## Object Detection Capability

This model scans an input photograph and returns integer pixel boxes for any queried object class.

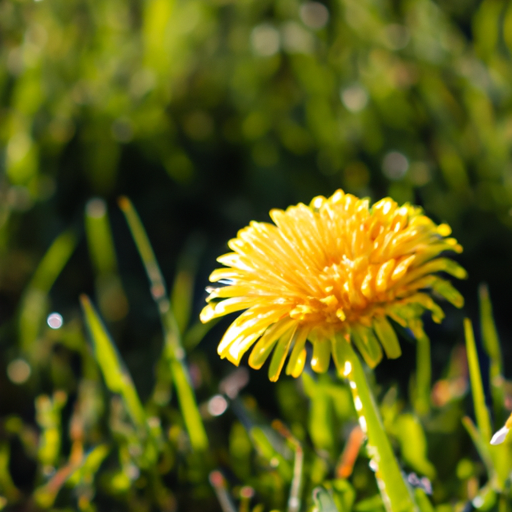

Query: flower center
[289,256,374,327]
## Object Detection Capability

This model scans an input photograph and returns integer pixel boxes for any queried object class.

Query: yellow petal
[372,316,401,359]
[248,318,296,369]
[268,325,297,382]
[285,328,310,377]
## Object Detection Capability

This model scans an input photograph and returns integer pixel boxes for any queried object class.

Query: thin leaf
[464,318,492,443]
[118,196,208,451]
[479,283,506,427]
[19,230,76,352]
[461,417,494,481]
[85,198,128,321]
[170,235,205,334]
[396,414,436,479]
[80,295,146,430]
[85,198,118,275]
[479,284,502,377]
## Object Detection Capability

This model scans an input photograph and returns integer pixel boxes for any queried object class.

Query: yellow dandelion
[201,190,466,381]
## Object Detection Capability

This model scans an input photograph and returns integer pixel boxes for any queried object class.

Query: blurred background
[2,0,512,510]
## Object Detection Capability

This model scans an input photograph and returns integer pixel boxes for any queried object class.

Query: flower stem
[335,339,419,512]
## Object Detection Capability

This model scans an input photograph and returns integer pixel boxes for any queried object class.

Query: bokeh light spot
[300,2,329,30]
[382,151,409,180]
[47,312,63,329]
[251,24,280,56]
[383,24,410,50]
[282,22,313,54]
[86,198,107,218]
[207,394,228,416]
[341,85,368,112]
[7,359,31,384]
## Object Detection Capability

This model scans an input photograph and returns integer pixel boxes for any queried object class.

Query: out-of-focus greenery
[2,0,512,510]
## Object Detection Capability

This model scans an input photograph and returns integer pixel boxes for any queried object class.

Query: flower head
[201,190,465,381]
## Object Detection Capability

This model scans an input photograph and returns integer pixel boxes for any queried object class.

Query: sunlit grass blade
[80,295,146,430]
[461,417,495,480]
[118,196,208,451]
[476,289,512,489]
[19,230,76,353]
[395,413,435,479]
[462,318,512,490]
[464,318,492,443]
[85,198,128,322]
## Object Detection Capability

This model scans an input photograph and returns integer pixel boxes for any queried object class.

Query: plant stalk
[335,339,419,512]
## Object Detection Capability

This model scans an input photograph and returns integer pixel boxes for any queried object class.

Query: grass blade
[461,416,494,479]
[464,318,492,443]
[479,284,506,427]
[479,284,502,378]
[85,198,128,322]
[19,230,76,352]
[85,198,118,275]
[170,235,204,334]
[118,197,208,451]
[80,295,146,430]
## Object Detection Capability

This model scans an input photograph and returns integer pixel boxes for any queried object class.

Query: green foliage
[1,193,511,509]
[3,0,512,510]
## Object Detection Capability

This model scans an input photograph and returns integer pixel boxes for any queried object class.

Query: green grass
[1,198,511,511]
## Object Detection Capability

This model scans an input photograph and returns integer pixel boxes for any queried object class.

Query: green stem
[335,340,418,512]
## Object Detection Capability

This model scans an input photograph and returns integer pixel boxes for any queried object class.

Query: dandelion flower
[201,190,465,381]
